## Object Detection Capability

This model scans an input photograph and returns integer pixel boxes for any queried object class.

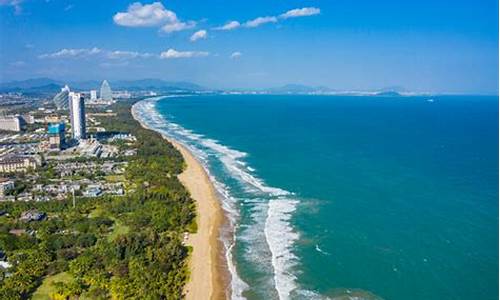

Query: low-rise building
[21,114,35,124]
[0,196,15,202]
[83,185,101,197]
[0,178,14,196]
[0,116,25,132]
[16,192,33,202]
[20,210,46,222]
[0,259,11,270]
[9,228,26,236]
[0,155,38,173]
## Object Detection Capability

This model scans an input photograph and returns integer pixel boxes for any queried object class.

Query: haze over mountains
[0,78,206,93]
[0,78,438,96]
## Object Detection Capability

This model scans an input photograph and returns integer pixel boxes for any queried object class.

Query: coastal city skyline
[1,0,498,94]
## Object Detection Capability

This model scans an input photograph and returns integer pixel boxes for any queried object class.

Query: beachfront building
[69,92,86,140]
[0,116,25,132]
[100,80,113,101]
[53,85,71,110]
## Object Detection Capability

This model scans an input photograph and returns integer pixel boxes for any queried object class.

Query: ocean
[133,94,499,300]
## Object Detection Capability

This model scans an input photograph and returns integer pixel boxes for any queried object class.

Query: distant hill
[266,84,333,94]
[0,78,207,93]
[262,84,408,96]
[374,91,402,97]
[0,78,62,90]
[111,79,206,91]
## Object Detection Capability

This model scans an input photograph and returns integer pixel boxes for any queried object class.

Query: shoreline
[131,104,229,300]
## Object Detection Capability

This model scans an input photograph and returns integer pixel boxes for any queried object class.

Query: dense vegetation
[0,99,196,299]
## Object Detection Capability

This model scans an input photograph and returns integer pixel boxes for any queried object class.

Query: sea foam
[132,97,302,300]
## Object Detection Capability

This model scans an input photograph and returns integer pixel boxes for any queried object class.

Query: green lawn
[32,272,72,300]
[89,207,130,241]
[88,206,104,218]
[107,218,130,241]
[105,175,125,183]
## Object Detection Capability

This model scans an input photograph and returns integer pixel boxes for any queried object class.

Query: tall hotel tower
[69,92,86,140]
[100,80,113,101]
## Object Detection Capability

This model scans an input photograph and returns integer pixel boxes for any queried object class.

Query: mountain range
[0,78,207,93]
[0,78,406,96]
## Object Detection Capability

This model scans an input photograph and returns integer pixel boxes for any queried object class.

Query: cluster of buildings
[0,159,127,202]
[0,80,114,150]
[53,80,113,110]
[0,79,119,176]
[44,79,115,150]
[0,80,139,204]
[53,161,127,178]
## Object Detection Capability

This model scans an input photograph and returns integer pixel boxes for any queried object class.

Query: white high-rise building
[69,92,86,140]
[90,90,97,100]
[100,80,113,101]
[53,85,71,110]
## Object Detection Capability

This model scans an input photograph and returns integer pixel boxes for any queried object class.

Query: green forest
[0,100,196,299]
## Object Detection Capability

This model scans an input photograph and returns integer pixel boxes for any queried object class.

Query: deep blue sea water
[133,95,498,300]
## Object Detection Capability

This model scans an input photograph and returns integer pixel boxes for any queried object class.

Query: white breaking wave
[132,97,302,300]
[133,98,250,299]
[265,198,300,300]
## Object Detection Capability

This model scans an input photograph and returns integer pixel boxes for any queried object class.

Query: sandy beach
[131,106,227,300]
[172,139,227,300]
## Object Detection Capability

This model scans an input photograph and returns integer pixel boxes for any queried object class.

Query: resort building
[53,85,71,110]
[0,116,25,132]
[69,92,86,140]
[100,80,113,101]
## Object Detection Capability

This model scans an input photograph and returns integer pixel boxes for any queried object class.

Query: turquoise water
[133,95,498,300]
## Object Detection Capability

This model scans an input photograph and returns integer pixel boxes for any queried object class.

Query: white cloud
[279,7,320,19]
[0,0,23,14]
[230,52,242,59]
[215,7,320,31]
[39,47,212,61]
[107,50,154,59]
[38,48,156,60]
[160,48,209,59]
[244,16,277,28]
[113,2,177,27]
[113,1,196,33]
[190,30,207,42]
[214,20,240,31]
[107,50,139,59]
[38,47,102,59]
[161,20,196,33]
[10,60,26,67]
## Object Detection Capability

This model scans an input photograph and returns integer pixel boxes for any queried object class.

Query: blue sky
[0,0,498,93]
